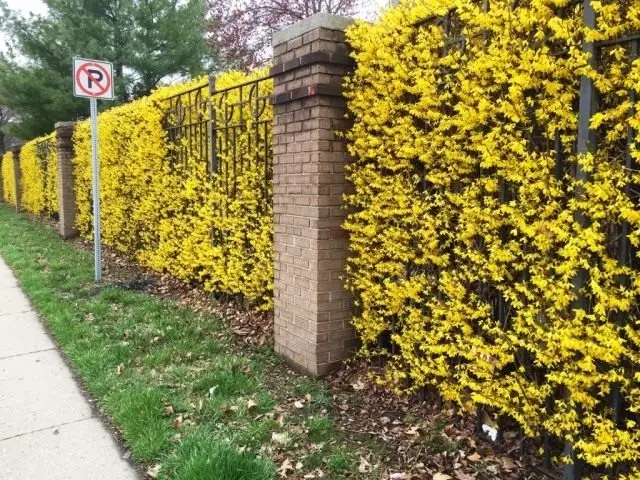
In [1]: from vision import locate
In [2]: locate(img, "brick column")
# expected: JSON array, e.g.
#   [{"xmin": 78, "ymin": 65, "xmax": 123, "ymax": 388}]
[
  {"xmin": 11, "ymin": 144, "xmax": 22, "ymax": 211},
  {"xmin": 55, "ymin": 122, "xmax": 78, "ymax": 238},
  {"xmin": 271, "ymin": 13, "xmax": 357, "ymax": 376},
  {"xmin": 0, "ymin": 152, "xmax": 4, "ymax": 204}
]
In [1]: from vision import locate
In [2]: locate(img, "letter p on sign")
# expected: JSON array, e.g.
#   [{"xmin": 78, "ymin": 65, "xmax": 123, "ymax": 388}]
[{"xmin": 73, "ymin": 57, "xmax": 114, "ymax": 100}]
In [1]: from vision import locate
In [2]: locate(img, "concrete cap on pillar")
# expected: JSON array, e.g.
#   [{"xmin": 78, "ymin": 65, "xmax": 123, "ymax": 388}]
[
  {"xmin": 54, "ymin": 122, "xmax": 77, "ymax": 128},
  {"xmin": 272, "ymin": 12, "xmax": 355, "ymax": 47}
]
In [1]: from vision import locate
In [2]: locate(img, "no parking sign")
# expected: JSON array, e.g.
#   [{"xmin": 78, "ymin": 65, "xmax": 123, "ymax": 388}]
[
  {"xmin": 73, "ymin": 58, "xmax": 114, "ymax": 100},
  {"xmin": 72, "ymin": 57, "xmax": 114, "ymax": 282}
]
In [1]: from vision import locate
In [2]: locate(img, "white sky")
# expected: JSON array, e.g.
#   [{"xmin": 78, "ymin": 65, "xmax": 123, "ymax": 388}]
[
  {"xmin": 0, "ymin": 0, "xmax": 392, "ymax": 56},
  {"xmin": 4, "ymin": 0, "xmax": 48, "ymax": 16},
  {"xmin": 2, "ymin": 0, "xmax": 391, "ymax": 19}
]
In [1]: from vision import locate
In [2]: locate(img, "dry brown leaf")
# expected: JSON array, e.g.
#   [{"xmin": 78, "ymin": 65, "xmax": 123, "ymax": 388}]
[
  {"xmin": 358, "ymin": 456, "xmax": 373, "ymax": 473},
  {"xmin": 405, "ymin": 425, "xmax": 420, "ymax": 436},
  {"xmin": 467, "ymin": 452, "xmax": 482, "ymax": 462},
  {"xmin": 146, "ymin": 464, "xmax": 161, "ymax": 478},
  {"xmin": 172, "ymin": 414, "xmax": 183, "ymax": 428},
  {"xmin": 433, "ymin": 474, "xmax": 452, "ymax": 480},
  {"xmin": 278, "ymin": 458, "xmax": 293, "ymax": 478},
  {"xmin": 501, "ymin": 457, "xmax": 518, "ymax": 471},
  {"xmin": 163, "ymin": 405, "xmax": 174, "ymax": 417},
  {"xmin": 351, "ymin": 379, "xmax": 366, "ymax": 391},
  {"xmin": 455, "ymin": 473, "xmax": 475, "ymax": 480},
  {"xmin": 271, "ymin": 432, "xmax": 289, "ymax": 445}
]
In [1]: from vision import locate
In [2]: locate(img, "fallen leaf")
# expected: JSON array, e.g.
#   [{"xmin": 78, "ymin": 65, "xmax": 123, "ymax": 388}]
[
  {"xmin": 501, "ymin": 457, "xmax": 518, "ymax": 471},
  {"xmin": 455, "ymin": 473, "xmax": 475, "ymax": 480},
  {"xmin": 163, "ymin": 405, "xmax": 174, "ymax": 417},
  {"xmin": 278, "ymin": 458, "xmax": 293, "ymax": 478},
  {"xmin": 390, "ymin": 473, "xmax": 407, "ymax": 480},
  {"xmin": 467, "ymin": 452, "xmax": 482, "ymax": 462},
  {"xmin": 433, "ymin": 474, "xmax": 452, "ymax": 480},
  {"xmin": 294, "ymin": 400, "xmax": 304, "ymax": 409},
  {"xmin": 247, "ymin": 399, "xmax": 258, "ymax": 410},
  {"xmin": 485, "ymin": 465, "xmax": 499, "ymax": 475},
  {"xmin": 146, "ymin": 464, "xmax": 161, "ymax": 478},
  {"xmin": 358, "ymin": 456, "xmax": 373, "ymax": 473},
  {"xmin": 172, "ymin": 414, "xmax": 183, "ymax": 428},
  {"xmin": 271, "ymin": 432, "xmax": 290, "ymax": 445},
  {"xmin": 405, "ymin": 425, "xmax": 420, "ymax": 436},
  {"xmin": 351, "ymin": 379, "xmax": 366, "ymax": 391}
]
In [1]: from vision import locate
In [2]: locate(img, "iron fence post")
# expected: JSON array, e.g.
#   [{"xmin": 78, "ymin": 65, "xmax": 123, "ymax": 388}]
[
  {"xmin": 565, "ymin": 0, "xmax": 597, "ymax": 477},
  {"xmin": 208, "ymin": 73, "xmax": 218, "ymax": 175}
]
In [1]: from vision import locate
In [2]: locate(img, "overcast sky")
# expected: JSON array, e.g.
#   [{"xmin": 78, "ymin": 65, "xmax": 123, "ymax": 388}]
[
  {"xmin": 0, "ymin": 0, "xmax": 392, "ymax": 57},
  {"xmin": 3, "ymin": 0, "xmax": 391, "ymax": 18},
  {"xmin": 4, "ymin": 0, "xmax": 48, "ymax": 15}
]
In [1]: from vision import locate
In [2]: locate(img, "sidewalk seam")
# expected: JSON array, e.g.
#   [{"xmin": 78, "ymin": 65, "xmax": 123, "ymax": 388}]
[
  {"xmin": 0, "ymin": 347, "xmax": 56, "ymax": 361},
  {"xmin": 0, "ymin": 416, "xmax": 96, "ymax": 443},
  {"xmin": 0, "ymin": 309, "xmax": 33, "ymax": 318}
]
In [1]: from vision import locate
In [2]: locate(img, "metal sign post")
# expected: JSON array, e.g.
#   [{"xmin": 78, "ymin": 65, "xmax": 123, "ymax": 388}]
[
  {"xmin": 73, "ymin": 57, "xmax": 114, "ymax": 282},
  {"xmin": 89, "ymin": 97, "xmax": 102, "ymax": 281}
]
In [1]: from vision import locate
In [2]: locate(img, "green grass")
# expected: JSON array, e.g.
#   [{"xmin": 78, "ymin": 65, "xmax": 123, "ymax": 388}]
[{"xmin": 0, "ymin": 205, "xmax": 374, "ymax": 479}]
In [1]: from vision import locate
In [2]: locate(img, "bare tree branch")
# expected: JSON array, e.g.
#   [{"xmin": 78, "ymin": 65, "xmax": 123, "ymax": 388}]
[{"xmin": 206, "ymin": 0, "xmax": 358, "ymax": 69}]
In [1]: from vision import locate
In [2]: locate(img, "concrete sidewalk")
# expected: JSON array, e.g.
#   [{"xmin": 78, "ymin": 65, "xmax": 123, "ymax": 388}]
[{"xmin": 0, "ymin": 257, "xmax": 139, "ymax": 480}]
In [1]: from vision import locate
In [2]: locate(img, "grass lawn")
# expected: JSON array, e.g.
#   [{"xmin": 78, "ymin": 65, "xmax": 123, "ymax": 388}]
[{"xmin": 0, "ymin": 204, "xmax": 377, "ymax": 479}]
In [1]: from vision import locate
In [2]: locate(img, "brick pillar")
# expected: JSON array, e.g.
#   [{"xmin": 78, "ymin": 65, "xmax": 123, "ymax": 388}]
[
  {"xmin": 271, "ymin": 13, "xmax": 357, "ymax": 376},
  {"xmin": 11, "ymin": 144, "xmax": 22, "ymax": 211},
  {"xmin": 0, "ymin": 151, "xmax": 4, "ymax": 204},
  {"xmin": 55, "ymin": 122, "xmax": 78, "ymax": 238}
]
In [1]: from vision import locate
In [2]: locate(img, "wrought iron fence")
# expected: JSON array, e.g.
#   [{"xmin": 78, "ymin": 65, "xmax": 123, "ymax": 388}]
[
  {"xmin": 35, "ymin": 136, "xmax": 54, "ymax": 215},
  {"xmin": 162, "ymin": 82, "xmax": 210, "ymax": 169},
  {"xmin": 160, "ymin": 74, "xmax": 273, "ymax": 206},
  {"xmin": 411, "ymin": 2, "xmax": 639, "ymax": 479},
  {"xmin": 210, "ymin": 76, "xmax": 273, "ymax": 203}
]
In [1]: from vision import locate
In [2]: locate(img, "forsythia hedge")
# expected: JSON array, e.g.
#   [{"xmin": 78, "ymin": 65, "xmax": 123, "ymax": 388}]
[
  {"xmin": 19, "ymin": 134, "xmax": 59, "ymax": 216},
  {"xmin": 73, "ymin": 70, "xmax": 274, "ymax": 308},
  {"xmin": 1, "ymin": 151, "xmax": 15, "ymax": 206},
  {"xmin": 345, "ymin": 0, "xmax": 640, "ymax": 473}
]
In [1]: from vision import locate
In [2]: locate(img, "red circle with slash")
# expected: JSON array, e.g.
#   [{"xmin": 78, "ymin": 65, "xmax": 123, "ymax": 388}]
[{"xmin": 75, "ymin": 62, "xmax": 111, "ymax": 97}]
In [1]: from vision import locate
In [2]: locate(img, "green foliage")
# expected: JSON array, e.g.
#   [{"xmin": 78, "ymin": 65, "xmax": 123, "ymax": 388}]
[
  {"xmin": 0, "ymin": 0, "xmax": 212, "ymax": 138},
  {"xmin": 106, "ymin": 386, "xmax": 175, "ymax": 461},
  {"xmin": 161, "ymin": 430, "xmax": 275, "ymax": 480}
]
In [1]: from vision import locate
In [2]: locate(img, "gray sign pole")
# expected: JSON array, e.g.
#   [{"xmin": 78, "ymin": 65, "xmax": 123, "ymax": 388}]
[{"xmin": 89, "ymin": 97, "xmax": 102, "ymax": 282}]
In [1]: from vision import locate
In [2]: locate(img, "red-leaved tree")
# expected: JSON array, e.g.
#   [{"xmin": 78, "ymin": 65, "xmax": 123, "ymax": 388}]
[{"xmin": 207, "ymin": 0, "xmax": 360, "ymax": 69}]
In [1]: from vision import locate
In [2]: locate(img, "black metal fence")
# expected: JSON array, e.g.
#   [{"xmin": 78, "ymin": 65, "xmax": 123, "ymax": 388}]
[
  {"xmin": 163, "ymin": 83, "xmax": 210, "ymax": 170},
  {"xmin": 161, "ymin": 74, "xmax": 273, "ymax": 206},
  {"xmin": 412, "ymin": 1, "xmax": 639, "ymax": 479},
  {"xmin": 35, "ymin": 136, "xmax": 56, "ymax": 216}
]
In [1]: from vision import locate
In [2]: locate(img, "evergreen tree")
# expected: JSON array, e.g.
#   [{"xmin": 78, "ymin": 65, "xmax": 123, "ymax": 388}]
[{"xmin": 0, "ymin": 0, "xmax": 211, "ymax": 138}]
